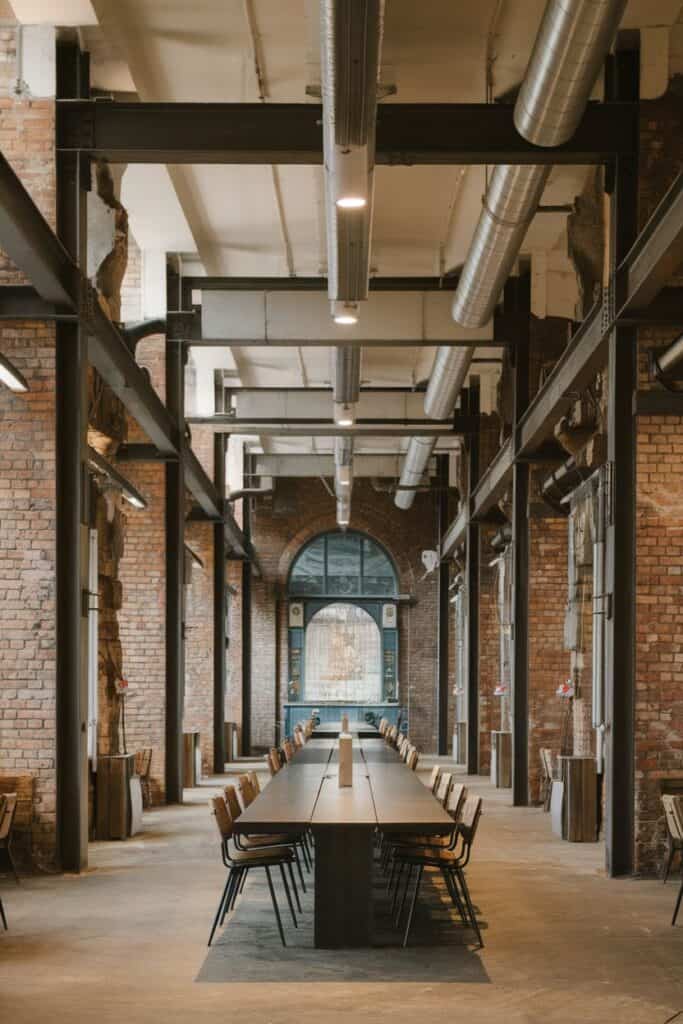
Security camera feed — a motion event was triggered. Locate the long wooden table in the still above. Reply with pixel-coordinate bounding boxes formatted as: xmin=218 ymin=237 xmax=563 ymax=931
xmin=235 ymin=737 xmax=452 ymax=947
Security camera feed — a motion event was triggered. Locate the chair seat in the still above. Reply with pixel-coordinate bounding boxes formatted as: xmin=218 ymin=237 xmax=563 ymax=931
xmin=393 ymin=844 xmax=460 ymax=865
xmin=230 ymin=847 xmax=294 ymax=866
xmin=242 ymin=833 xmax=299 ymax=848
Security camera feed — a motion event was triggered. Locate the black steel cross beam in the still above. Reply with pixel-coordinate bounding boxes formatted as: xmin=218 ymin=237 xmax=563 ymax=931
xmin=441 ymin=168 xmax=683 ymax=560
xmin=56 ymin=100 xmax=638 ymax=166
xmin=0 ymin=148 xmax=250 ymax=559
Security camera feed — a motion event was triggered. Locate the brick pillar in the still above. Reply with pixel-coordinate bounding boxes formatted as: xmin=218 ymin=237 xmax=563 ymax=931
xmin=528 ymin=517 xmax=569 ymax=804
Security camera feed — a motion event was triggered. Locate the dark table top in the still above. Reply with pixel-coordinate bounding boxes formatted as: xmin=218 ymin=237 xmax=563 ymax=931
xmin=235 ymin=736 xmax=452 ymax=835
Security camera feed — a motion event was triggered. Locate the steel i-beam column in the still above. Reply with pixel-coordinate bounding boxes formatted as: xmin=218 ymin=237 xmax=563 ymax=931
xmin=55 ymin=40 xmax=90 ymax=872
xmin=510 ymin=283 xmax=531 ymax=807
xmin=604 ymin=51 xmax=639 ymax=877
xmin=466 ymin=380 xmax=481 ymax=775
xmin=241 ymin=454 xmax=252 ymax=756
xmin=437 ymin=453 xmax=451 ymax=755
xmin=165 ymin=343 xmax=185 ymax=802
xmin=213 ymin=434 xmax=227 ymax=773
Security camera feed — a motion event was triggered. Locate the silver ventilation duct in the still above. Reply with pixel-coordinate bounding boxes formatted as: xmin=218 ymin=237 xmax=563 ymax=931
xmin=515 ymin=0 xmax=628 ymax=147
xmin=394 ymin=436 xmax=436 ymax=510
xmin=332 ymin=344 xmax=361 ymax=424
xmin=335 ymin=435 xmax=354 ymax=526
xmin=405 ymin=0 xmax=625 ymax=512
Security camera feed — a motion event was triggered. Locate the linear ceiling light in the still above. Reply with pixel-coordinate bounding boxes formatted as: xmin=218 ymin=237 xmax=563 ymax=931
xmin=0 ymin=352 xmax=29 ymax=392
xmin=331 ymin=300 xmax=359 ymax=325
xmin=87 ymin=446 xmax=148 ymax=510
xmin=334 ymin=401 xmax=356 ymax=427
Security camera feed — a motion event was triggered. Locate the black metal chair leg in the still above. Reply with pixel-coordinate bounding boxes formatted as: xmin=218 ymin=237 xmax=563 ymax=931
xmin=457 ymin=868 xmax=484 ymax=948
xmin=386 ymin=856 xmax=398 ymax=895
xmin=673 ymin=877 xmax=683 ymax=926
xmin=209 ymin=870 xmax=234 ymax=946
xmin=663 ymin=844 xmax=675 ymax=883
xmin=445 ymin=867 xmax=468 ymax=925
xmin=0 ymin=898 xmax=7 ymax=930
xmin=222 ymin=868 xmax=240 ymax=925
xmin=391 ymin=862 xmax=405 ymax=916
xmin=265 ymin=866 xmax=286 ymax=946
xmin=395 ymin=863 xmax=414 ymax=928
xmin=300 ymin=837 xmax=311 ymax=872
xmin=279 ymin=863 xmax=298 ymax=927
xmin=287 ymin=860 xmax=302 ymax=913
xmin=402 ymin=865 xmax=423 ymax=947
xmin=233 ymin=866 xmax=247 ymax=908
xmin=294 ymin=844 xmax=307 ymax=892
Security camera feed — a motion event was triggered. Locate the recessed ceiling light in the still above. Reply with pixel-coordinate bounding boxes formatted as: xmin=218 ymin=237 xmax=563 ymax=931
xmin=336 ymin=196 xmax=366 ymax=209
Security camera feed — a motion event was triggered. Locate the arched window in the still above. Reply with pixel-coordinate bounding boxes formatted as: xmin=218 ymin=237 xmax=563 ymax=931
xmin=304 ymin=603 xmax=381 ymax=702
xmin=288 ymin=530 xmax=398 ymax=598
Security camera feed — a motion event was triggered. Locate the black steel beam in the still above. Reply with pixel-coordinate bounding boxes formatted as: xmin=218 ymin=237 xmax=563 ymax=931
xmin=182 ymin=275 xmax=460 ymax=294
xmin=635 ymin=389 xmax=683 ymax=415
xmin=443 ymin=165 xmax=683 ymax=546
xmin=466 ymin=383 xmax=481 ymax=776
xmin=55 ymin=39 xmax=89 ymax=874
xmin=185 ymin=419 xmax=457 ymax=437
xmin=56 ymin=100 xmax=637 ymax=165
xmin=604 ymin=48 xmax=640 ymax=875
xmin=437 ymin=453 xmax=450 ymax=756
xmin=165 ymin=342 xmax=185 ymax=804
xmin=511 ymin=292 xmax=530 ymax=808
xmin=241 ymin=477 xmax=252 ymax=756
xmin=213 ymin=434 xmax=227 ymax=774
xmin=0 ymin=284 xmax=76 ymax=320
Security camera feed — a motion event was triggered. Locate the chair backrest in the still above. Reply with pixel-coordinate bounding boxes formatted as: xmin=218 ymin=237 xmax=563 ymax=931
xmin=283 ymin=740 xmax=295 ymax=762
xmin=268 ymin=748 xmax=281 ymax=774
xmin=134 ymin=748 xmax=153 ymax=777
xmin=210 ymin=796 xmax=233 ymax=841
xmin=379 ymin=718 xmax=387 ymax=735
xmin=435 ymin=771 xmax=453 ymax=807
xmin=429 ymin=766 xmax=441 ymax=793
xmin=459 ymin=794 xmax=483 ymax=847
xmin=266 ymin=752 xmax=277 ymax=777
xmin=540 ymin=748 xmax=554 ymax=780
xmin=0 ymin=794 xmax=17 ymax=843
xmin=223 ymin=784 xmax=242 ymax=821
xmin=447 ymin=782 xmax=467 ymax=820
xmin=663 ymin=794 xmax=683 ymax=841
xmin=238 ymin=774 xmax=256 ymax=809
xmin=294 ymin=730 xmax=304 ymax=748
xmin=248 ymin=770 xmax=261 ymax=795
xmin=407 ymin=748 xmax=419 ymax=771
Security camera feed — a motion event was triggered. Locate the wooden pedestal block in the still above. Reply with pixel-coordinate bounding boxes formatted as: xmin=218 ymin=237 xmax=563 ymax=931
xmin=491 ymin=731 xmax=512 ymax=788
xmin=338 ymin=733 xmax=353 ymax=787
xmin=559 ymin=755 xmax=597 ymax=842
xmin=96 ymin=754 xmax=135 ymax=840
xmin=183 ymin=732 xmax=201 ymax=788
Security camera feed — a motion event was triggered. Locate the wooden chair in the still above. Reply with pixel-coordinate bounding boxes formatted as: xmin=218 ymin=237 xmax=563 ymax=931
xmin=539 ymin=748 xmax=554 ymax=812
xmin=435 ymin=771 xmax=454 ymax=808
xmin=224 ymin=784 xmax=308 ymax=888
xmin=266 ymin=753 xmax=277 ymax=777
xmin=406 ymin=748 xmax=419 ymax=771
xmin=0 ymin=794 xmax=19 ymax=884
xmin=268 ymin=748 xmax=282 ymax=775
xmin=283 ymin=739 xmax=295 ymax=763
xmin=393 ymin=794 xmax=484 ymax=948
xmin=428 ymin=765 xmax=441 ymax=794
xmin=208 ymin=796 xmax=298 ymax=947
xmin=248 ymin=770 xmax=261 ymax=795
xmin=134 ymin=749 xmax=153 ymax=809
xmin=294 ymin=729 xmax=304 ymax=749
xmin=662 ymin=794 xmax=683 ymax=884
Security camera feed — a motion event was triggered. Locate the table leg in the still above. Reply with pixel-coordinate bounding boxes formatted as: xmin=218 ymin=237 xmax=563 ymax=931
xmin=313 ymin=826 xmax=374 ymax=947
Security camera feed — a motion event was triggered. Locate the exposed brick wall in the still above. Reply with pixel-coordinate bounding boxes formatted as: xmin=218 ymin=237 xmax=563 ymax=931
xmin=0 ymin=29 xmax=58 ymax=867
xmin=528 ymin=516 xmax=569 ymax=804
xmin=184 ymin=519 xmax=214 ymax=772
xmin=632 ymin=85 xmax=683 ymax=873
xmin=478 ymin=529 xmax=499 ymax=775
xmin=116 ymin=334 xmax=167 ymax=801
xmin=248 ymin=478 xmax=441 ymax=754
xmin=0 ymin=325 xmax=57 ymax=868
xmin=635 ymin=416 xmax=683 ymax=873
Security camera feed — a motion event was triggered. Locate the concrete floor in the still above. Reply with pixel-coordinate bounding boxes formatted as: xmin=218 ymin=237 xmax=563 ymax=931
xmin=0 ymin=767 xmax=682 ymax=1024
